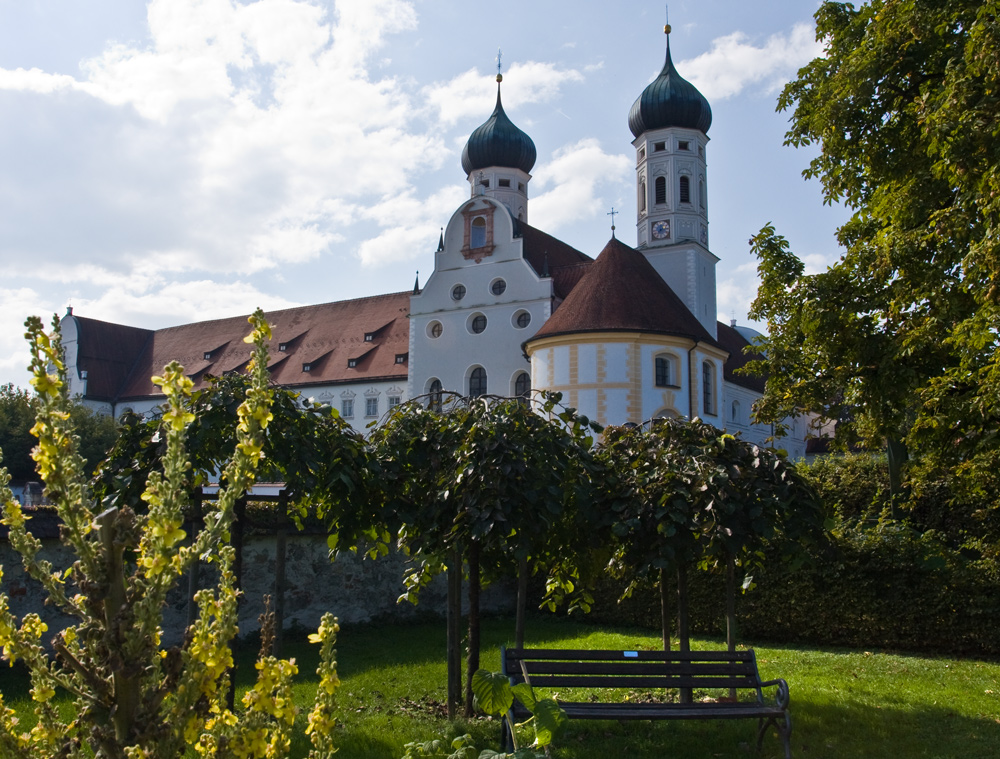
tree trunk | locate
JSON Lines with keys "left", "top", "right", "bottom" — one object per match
{"left": 515, "top": 556, "right": 528, "bottom": 649}
{"left": 887, "top": 435, "right": 909, "bottom": 520}
{"left": 227, "top": 497, "right": 245, "bottom": 713}
{"left": 186, "top": 491, "right": 202, "bottom": 628}
{"left": 659, "top": 566, "right": 671, "bottom": 651}
{"left": 725, "top": 553, "right": 737, "bottom": 653}
{"left": 465, "top": 541, "right": 481, "bottom": 718}
{"left": 726, "top": 553, "right": 738, "bottom": 700}
{"left": 98, "top": 508, "right": 138, "bottom": 745}
{"left": 676, "top": 564, "right": 691, "bottom": 704}
{"left": 273, "top": 493, "right": 287, "bottom": 657}
{"left": 447, "top": 547, "right": 462, "bottom": 720}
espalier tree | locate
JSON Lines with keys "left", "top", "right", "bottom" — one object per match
{"left": 0, "top": 312, "right": 340, "bottom": 759}
{"left": 374, "top": 392, "right": 601, "bottom": 717}
{"left": 600, "top": 419, "right": 823, "bottom": 655}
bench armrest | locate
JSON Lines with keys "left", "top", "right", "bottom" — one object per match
{"left": 758, "top": 678, "right": 790, "bottom": 710}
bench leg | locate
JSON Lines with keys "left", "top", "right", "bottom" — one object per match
{"left": 756, "top": 713, "right": 792, "bottom": 759}
{"left": 501, "top": 712, "right": 515, "bottom": 753}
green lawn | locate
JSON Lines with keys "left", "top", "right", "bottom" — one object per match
{"left": 3, "top": 616, "right": 999, "bottom": 758}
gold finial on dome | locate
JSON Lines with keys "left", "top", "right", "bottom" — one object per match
{"left": 496, "top": 47, "right": 503, "bottom": 83}
{"left": 665, "top": 4, "right": 671, "bottom": 34}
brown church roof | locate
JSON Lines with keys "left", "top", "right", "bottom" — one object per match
{"left": 527, "top": 236, "right": 719, "bottom": 346}
{"left": 517, "top": 222, "right": 593, "bottom": 298}
{"left": 72, "top": 316, "right": 153, "bottom": 401}
{"left": 716, "top": 321, "right": 767, "bottom": 393}
{"left": 76, "top": 293, "right": 411, "bottom": 403}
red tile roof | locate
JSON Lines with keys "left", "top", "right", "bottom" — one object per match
{"left": 716, "top": 321, "right": 766, "bottom": 393}
{"left": 72, "top": 316, "right": 153, "bottom": 401}
{"left": 75, "top": 293, "right": 411, "bottom": 402}
{"left": 528, "top": 236, "right": 719, "bottom": 346}
{"left": 517, "top": 221, "right": 593, "bottom": 298}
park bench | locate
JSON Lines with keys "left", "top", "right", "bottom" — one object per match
{"left": 501, "top": 647, "right": 792, "bottom": 759}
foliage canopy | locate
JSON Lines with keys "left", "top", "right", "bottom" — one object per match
{"left": 747, "top": 0, "right": 1000, "bottom": 492}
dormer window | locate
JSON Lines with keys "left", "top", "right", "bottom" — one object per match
{"left": 348, "top": 358, "right": 358, "bottom": 368}
{"left": 278, "top": 343, "right": 287, "bottom": 352}
{"left": 654, "top": 141, "right": 665, "bottom": 152}
{"left": 498, "top": 178, "right": 510, "bottom": 188}
{"left": 302, "top": 363, "right": 311, "bottom": 372}
{"left": 364, "top": 333, "right": 374, "bottom": 342}
{"left": 395, "top": 353, "right": 407, "bottom": 364}
{"left": 678, "top": 140, "right": 690, "bottom": 151}
{"left": 204, "top": 352, "right": 212, "bottom": 360}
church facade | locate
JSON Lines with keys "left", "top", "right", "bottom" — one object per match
{"left": 59, "top": 27, "right": 809, "bottom": 459}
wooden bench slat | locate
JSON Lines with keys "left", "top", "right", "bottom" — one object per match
{"left": 506, "top": 648, "right": 755, "bottom": 663}
{"left": 500, "top": 646, "right": 792, "bottom": 759}
{"left": 519, "top": 661, "right": 758, "bottom": 676}
{"left": 512, "top": 701, "right": 785, "bottom": 721}
{"left": 526, "top": 674, "right": 760, "bottom": 689}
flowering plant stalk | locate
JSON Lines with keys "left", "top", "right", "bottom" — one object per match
{"left": 0, "top": 310, "right": 339, "bottom": 759}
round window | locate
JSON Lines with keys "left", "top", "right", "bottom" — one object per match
{"left": 428, "top": 321, "right": 443, "bottom": 338}
{"left": 451, "top": 284, "right": 466, "bottom": 301}
{"left": 515, "top": 311, "right": 531, "bottom": 329}
{"left": 471, "top": 314, "right": 487, "bottom": 334}
{"left": 491, "top": 278, "right": 507, "bottom": 296}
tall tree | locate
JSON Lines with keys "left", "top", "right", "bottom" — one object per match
{"left": 1, "top": 384, "right": 119, "bottom": 483}
{"left": 748, "top": 0, "right": 1000, "bottom": 493}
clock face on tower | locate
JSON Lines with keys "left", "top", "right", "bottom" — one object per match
{"left": 652, "top": 220, "right": 670, "bottom": 240}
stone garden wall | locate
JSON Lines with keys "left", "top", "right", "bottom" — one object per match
{"left": 1, "top": 533, "right": 514, "bottom": 642}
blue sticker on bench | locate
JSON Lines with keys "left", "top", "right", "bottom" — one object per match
{"left": 623, "top": 651, "right": 638, "bottom": 658}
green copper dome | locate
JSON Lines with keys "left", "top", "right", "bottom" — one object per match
{"left": 461, "top": 83, "right": 537, "bottom": 176}
{"left": 628, "top": 37, "right": 712, "bottom": 137}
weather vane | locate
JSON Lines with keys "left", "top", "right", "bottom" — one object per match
{"left": 496, "top": 48, "right": 503, "bottom": 82}
{"left": 607, "top": 207, "right": 618, "bottom": 235}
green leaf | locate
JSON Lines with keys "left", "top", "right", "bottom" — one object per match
{"left": 530, "top": 697, "right": 567, "bottom": 746}
{"left": 511, "top": 682, "right": 537, "bottom": 712}
{"left": 472, "top": 669, "right": 513, "bottom": 716}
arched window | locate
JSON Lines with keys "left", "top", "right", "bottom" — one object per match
{"left": 731, "top": 399, "right": 741, "bottom": 424}
{"left": 639, "top": 180, "right": 646, "bottom": 213}
{"left": 679, "top": 175, "right": 691, "bottom": 204}
{"left": 514, "top": 372, "right": 530, "bottom": 403}
{"left": 702, "top": 361, "right": 716, "bottom": 415}
{"left": 469, "top": 367, "right": 487, "bottom": 397}
{"left": 654, "top": 355, "right": 677, "bottom": 387}
{"left": 654, "top": 176, "right": 666, "bottom": 205}
{"left": 471, "top": 217, "right": 487, "bottom": 248}
{"left": 428, "top": 379, "right": 443, "bottom": 411}
{"left": 699, "top": 179, "right": 707, "bottom": 210}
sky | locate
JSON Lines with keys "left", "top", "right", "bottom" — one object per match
{"left": 0, "top": 0, "right": 850, "bottom": 389}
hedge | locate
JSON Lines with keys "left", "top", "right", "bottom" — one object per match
{"left": 583, "top": 522, "right": 1000, "bottom": 657}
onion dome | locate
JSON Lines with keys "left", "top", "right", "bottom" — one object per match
{"left": 461, "top": 77, "right": 537, "bottom": 175}
{"left": 628, "top": 32, "right": 712, "bottom": 137}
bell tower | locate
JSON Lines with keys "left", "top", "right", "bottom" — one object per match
{"left": 629, "top": 22, "right": 718, "bottom": 336}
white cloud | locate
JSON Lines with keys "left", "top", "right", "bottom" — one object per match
{"left": 0, "top": 0, "right": 452, "bottom": 282}
{"left": 716, "top": 261, "right": 760, "bottom": 326}
{"left": 681, "top": 23, "right": 821, "bottom": 100}
{"left": 531, "top": 139, "right": 631, "bottom": 232}
{"left": 355, "top": 184, "right": 467, "bottom": 266}
{"left": 424, "top": 61, "right": 585, "bottom": 125}
{"left": 0, "top": 68, "right": 78, "bottom": 93}
{"left": 0, "top": 288, "right": 56, "bottom": 389}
